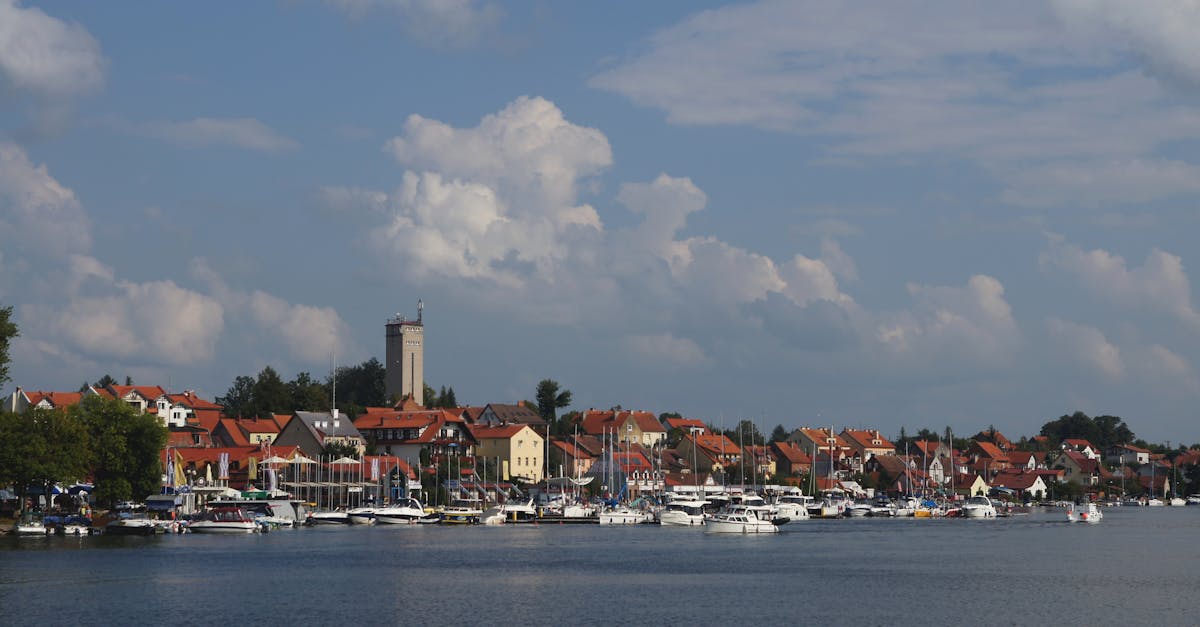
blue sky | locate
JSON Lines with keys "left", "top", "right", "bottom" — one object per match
{"left": 3, "top": 0, "right": 1200, "bottom": 443}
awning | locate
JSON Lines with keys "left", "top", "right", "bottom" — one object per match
{"left": 146, "top": 495, "right": 182, "bottom": 511}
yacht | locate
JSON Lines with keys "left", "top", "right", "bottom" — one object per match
{"left": 481, "top": 500, "right": 539, "bottom": 525}
{"left": 440, "top": 498, "right": 484, "bottom": 524}
{"left": 308, "top": 510, "right": 351, "bottom": 525}
{"left": 961, "top": 496, "right": 997, "bottom": 519}
{"left": 658, "top": 499, "right": 708, "bottom": 526}
{"left": 1066, "top": 502, "right": 1103, "bottom": 523}
{"left": 846, "top": 500, "right": 873, "bottom": 517}
{"left": 705, "top": 505, "right": 781, "bottom": 534}
{"left": 104, "top": 515, "right": 161, "bottom": 535}
{"left": 346, "top": 506, "right": 377, "bottom": 525}
{"left": 188, "top": 507, "right": 260, "bottom": 534}
{"left": 599, "top": 506, "right": 653, "bottom": 525}
{"left": 374, "top": 497, "right": 437, "bottom": 524}
{"left": 772, "top": 494, "right": 811, "bottom": 521}
{"left": 1186, "top": 495, "right": 1200, "bottom": 506}
{"left": 13, "top": 515, "right": 47, "bottom": 536}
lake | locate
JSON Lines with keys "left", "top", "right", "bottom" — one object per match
{"left": 2, "top": 506, "right": 1197, "bottom": 626}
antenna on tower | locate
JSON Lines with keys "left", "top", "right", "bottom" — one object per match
{"left": 331, "top": 348, "right": 337, "bottom": 417}
{"left": 417, "top": 299, "right": 423, "bottom": 324}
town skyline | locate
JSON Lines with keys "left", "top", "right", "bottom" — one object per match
{"left": 3, "top": 2, "right": 1200, "bottom": 442}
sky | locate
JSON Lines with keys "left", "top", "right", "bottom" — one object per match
{"left": 2, "top": 0, "right": 1200, "bottom": 444}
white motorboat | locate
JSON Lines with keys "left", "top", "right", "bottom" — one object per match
{"left": 374, "top": 497, "right": 437, "bottom": 524}
{"left": 481, "top": 500, "right": 539, "bottom": 525}
{"left": 961, "top": 496, "right": 997, "bottom": 519}
{"left": 104, "top": 516, "right": 160, "bottom": 535}
{"left": 1186, "top": 495, "right": 1200, "bottom": 506}
{"left": 772, "top": 494, "right": 811, "bottom": 521}
{"left": 599, "top": 506, "right": 653, "bottom": 525}
{"left": 440, "top": 498, "right": 484, "bottom": 524}
{"left": 13, "top": 516, "right": 47, "bottom": 536}
{"left": 846, "top": 500, "right": 873, "bottom": 517}
{"left": 346, "top": 506, "right": 377, "bottom": 525}
{"left": 308, "top": 510, "right": 351, "bottom": 525}
{"left": 1146, "top": 498, "right": 1165, "bottom": 507}
{"left": 188, "top": 507, "right": 260, "bottom": 534}
{"left": 1066, "top": 502, "right": 1103, "bottom": 523}
{"left": 726, "top": 493, "right": 781, "bottom": 522}
{"left": 1168, "top": 497, "right": 1186, "bottom": 507}
{"left": 658, "top": 499, "right": 708, "bottom": 526}
{"left": 705, "top": 505, "right": 781, "bottom": 534}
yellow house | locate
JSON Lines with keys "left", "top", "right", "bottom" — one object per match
{"left": 472, "top": 424, "right": 544, "bottom": 483}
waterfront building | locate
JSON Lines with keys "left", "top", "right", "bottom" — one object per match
{"left": 839, "top": 428, "right": 896, "bottom": 461}
{"left": 275, "top": 410, "right": 366, "bottom": 458}
{"left": 384, "top": 301, "right": 424, "bottom": 406}
{"left": 471, "top": 423, "right": 544, "bottom": 483}
{"left": 353, "top": 406, "right": 474, "bottom": 462}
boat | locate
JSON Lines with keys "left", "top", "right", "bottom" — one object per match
{"left": 308, "top": 509, "right": 351, "bottom": 525}
{"left": 374, "top": 497, "right": 438, "bottom": 524}
{"left": 13, "top": 514, "right": 47, "bottom": 536}
{"left": 846, "top": 500, "right": 873, "bottom": 517}
{"left": 104, "top": 516, "right": 160, "bottom": 535}
{"left": 599, "top": 506, "right": 653, "bottom": 525}
{"left": 440, "top": 498, "right": 484, "bottom": 524}
{"left": 772, "top": 494, "right": 811, "bottom": 521}
{"left": 481, "top": 499, "right": 540, "bottom": 525}
{"left": 1186, "top": 495, "right": 1200, "bottom": 506}
{"left": 1168, "top": 497, "right": 1186, "bottom": 507}
{"left": 657, "top": 499, "right": 708, "bottom": 526}
{"left": 961, "top": 496, "right": 997, "bottom": 519}
{"left": 42, "top": 514, "right": 95, "bottom": 536}
{"left": 1067, "top": 502, "right": 1103, "bottom": 523}
{"left": 346, "top": 506, "right": 377, "bottom": 525}
{"left": 705, "top": 505, "right": 782, "bottom": 534}
{"left": 208, "top": 498, "right": 306, "bottom": 528}
{"left": 892, "top": 496, "right": 919, "bottom": 517}
{"left": 1146, "top": 498, "right": 1165, "bottom": 507}
{"left": 188, "top": 507, "right": 260, "bottom": 534}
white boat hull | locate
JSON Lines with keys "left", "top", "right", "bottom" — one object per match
{"left": 658, "top": 511, "right": 705, "bottom": 526}
{"left": 705, "top": 519, "right": 778, "bottom": 534}
{"left": 189, "top": 522, "right": 259, "bottom": 534}
{"left": 599, "top": 511, "right": 652, "bottom": 525}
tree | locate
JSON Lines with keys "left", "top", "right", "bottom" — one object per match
{"left": 535, "top": 379, "right": 572, "bottom": 434}
{"left": 0, "top": 408, "right": 90, "bottom": 514}
{"left": 218, "top": 375, "right": 256, "bottom": 418}
{"left": 723, "top": 420, "right": 763, "bottom": 445}
{"left": 250, "top": 366, "right": 290, "bottom": 418}
{"left": 770, "top": 424, "right": 790, "bottom": 442}
{"left": 423, "top": 383, "right": 437, "bottom": 408}
{"left": 74, "top": 396, "right": 167, "bottom": 507}
{"left": 288, "top": 371, "right": 329, "bottom": 412}
{"left": 332, "top": 358, "right": 387, "bottom": 409}
{"left": 93, "top": 374, "right": 117, "bottom": 390}
{"left": 441, "top": 386, "right": 458, "bottom": 409}
{"left": 0, "top": 305, "right": 17, "bottom": 387}
{"left": 323, "top": 441, "right": 360, "bottom": 459}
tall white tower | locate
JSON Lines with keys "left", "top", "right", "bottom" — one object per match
{"left": 385, "top": 300, "right": 424, "bottom": 406}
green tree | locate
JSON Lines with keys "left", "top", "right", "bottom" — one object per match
{"left": 218, "top": 375, "right": 256, "bottom": 418}
{"left": 441, "top": 386, "right": 458, "bottom": 408}
{"left": 332, "top": 358, "right": 387, "bottom": 409}
{"left": 93, "top": 374, "right": 117, "bottom": 390}
{"left": 323, "top": 441, "right": 360, "bottom": 459}
{"left": 770, "top": 424, "right": 790, "bottom": 442}
{"left": 250, "top": 366, "right": 290, "bottom": 418}
{"left": 423, "top": 383, "right": 437, "bottom": 408}
{"left": 723, "top": 420, "right": 763, "bottom": 445}
{"left": 0, "top": 408, "right": 90, "bottom": 514}
{"left": 288, "top": 371, "right": 329, "bottom": 412}
{"left": 74, "top": 396, "right": 167, "bottom": 507}
{"left": 536, "top": 379, "right": 572, "bottom": 434}
{"left": 0, "top": 305, "right": 16, "bottom": 387}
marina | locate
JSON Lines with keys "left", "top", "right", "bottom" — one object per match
{"left": 3, "top": 507, "right": 1198, "bottom": 625}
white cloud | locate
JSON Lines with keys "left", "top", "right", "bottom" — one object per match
{"left": 249, "top": 291, "right": 350, "bottom": 364}
{"left": 878, "top": 275, "right": 1020, "bottom": 365}
{"left": 0, "top": 0, "right": 105, "bottom": 97}
{"left": 623, "top": 333, "right": 711, "bottom": 368}
{"left": 324, "top": 0, "right": 502, "bottom": 48}
{"left": 1052, "top": 0, "right": 1200, "bottom": 89}
{"left": 1003, "top": 159, "right": 1200, "bottom": 208}
{"left": 35, "top": 276, "right": 224, "bottom": 364}
{"left": 138, "top": 118, "right": 300, "bottom": 152}
{"left": 0, "top": 142, "right": 91, "bottom": 258}
{"left": 819, "top": 238, "right": 858, "bottom": 283}
{"left": 590, "top": 1, "right": 1200, "bottom": 208}
{"left": 1046, "top": 318, "right": 1123, "bottom": 380}
{"left": 1041, "top": 238, "right": 1200, "bottom": 327}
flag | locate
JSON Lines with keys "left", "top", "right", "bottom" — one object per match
{"left": 371, "top": 458, "right": 380, "bottom": 482}
{"left": 173, "top": 450, "right": 185, "bottom": 487}
{"left": 248, "top": 456, "right": 258, "bottom": 481}
{"left": 166, "top": 450, "right": 175, "bottom": 488}
{"left": 218, "top": 452, "right": 230, "bottom": 480}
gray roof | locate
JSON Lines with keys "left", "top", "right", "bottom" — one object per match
{"left": 293, "top": 411, "right": 364, "bottom": 439}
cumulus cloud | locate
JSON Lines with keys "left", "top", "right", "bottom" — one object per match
{"left": 877, "top": 275, "right": 1020, "bottom": 366}
{"left": 1046, "top": 318, "right": 1123, "bottom": 380}
{"left": 324, "top": 0, "right": 502, "bottom": 48}
{"left": 1041, "top": 238, "right": 1200, "bottom": 328}
{"left": 0, "top": 0, "right": 105, "bottom": 97}
{"left": 137, "top": 117, "right": 300, "bottom": 152}
{"left": 0, "top": 142, "right": 91, "bottom": 258}
{"left": 248, "top": 291, "right": 350, "bottom": 363}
